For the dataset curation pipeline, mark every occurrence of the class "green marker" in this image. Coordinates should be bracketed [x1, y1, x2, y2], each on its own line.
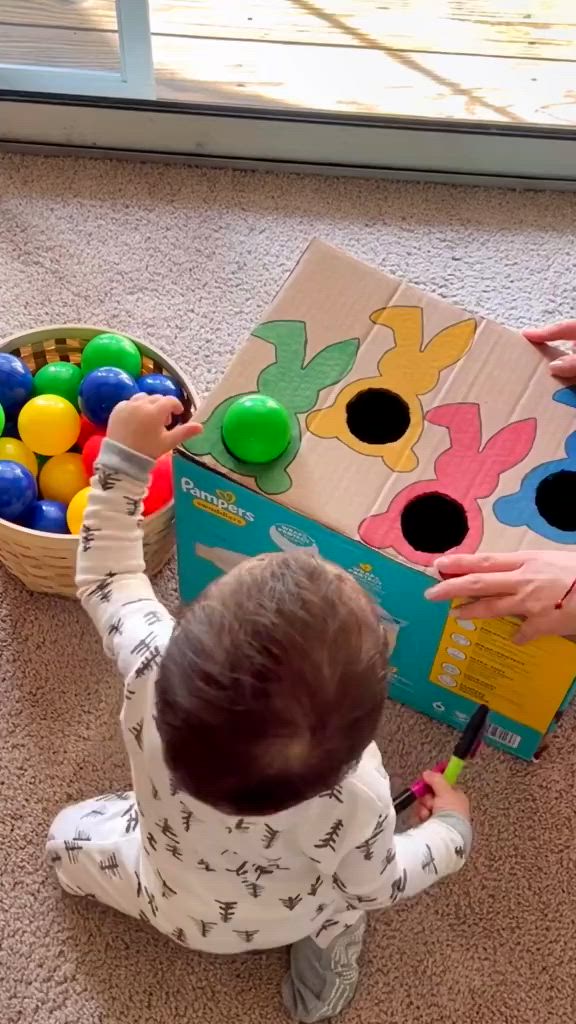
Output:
[443, 704, 489, 785]
[222, 394, 292, 464]
[443, 756, 466, 786]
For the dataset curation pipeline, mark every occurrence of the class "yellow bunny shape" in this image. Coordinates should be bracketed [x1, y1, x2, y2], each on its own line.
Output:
[306, 306, 476, 472]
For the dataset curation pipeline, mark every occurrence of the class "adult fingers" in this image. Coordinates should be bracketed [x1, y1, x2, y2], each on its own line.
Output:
[433, 552, 524, 578]
[548, 353, 576, 378]
[449, 596, 518, 620]
[425, 571, 520, 602]
[513, 617, 547, 645]
[523, 321, 576, 344]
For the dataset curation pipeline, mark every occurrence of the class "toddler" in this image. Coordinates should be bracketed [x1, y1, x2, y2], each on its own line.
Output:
[47, 394, 471, 1022]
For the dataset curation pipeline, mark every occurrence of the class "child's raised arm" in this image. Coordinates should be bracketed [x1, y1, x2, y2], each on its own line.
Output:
[75, 394, 202, 686]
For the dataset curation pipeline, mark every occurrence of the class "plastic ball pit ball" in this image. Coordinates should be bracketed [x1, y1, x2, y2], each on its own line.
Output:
[33, 361, 82, 408]
[2, 420, 21, 439]
[0, 324, 196, 598]
[138, 372, 184, 403]
[0, 353, 33, 417]
[18, 394, 80, 457]
[0, 437, 38, 477]
[81, 333, 142, 379]
[222, 394, 292, 464]
[82, 434, 104, 478]
[143, 453, 173, 516]
[77, 414, 105, 449]
[66, 485, 91, 534]
[20, 499, 68, 534]
[0, 402, 5, 436]
[39, 453, 88, 506]
[79, 367, 138, 427]
[0, 460, 37, 522]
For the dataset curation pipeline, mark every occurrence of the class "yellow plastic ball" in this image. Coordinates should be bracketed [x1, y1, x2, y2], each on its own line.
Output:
[66, 486, 91, 534]
[0, 437, 38, 476]
[40, 452, 88, 505]
[18, 394, 80, 456]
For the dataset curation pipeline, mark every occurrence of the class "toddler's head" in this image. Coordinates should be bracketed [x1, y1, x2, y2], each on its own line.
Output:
[156, 552, 388, 815]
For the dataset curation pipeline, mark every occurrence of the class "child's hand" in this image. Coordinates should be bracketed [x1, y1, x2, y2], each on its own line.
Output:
[107, 394, 203, 460]
[416, 771, 470, 823]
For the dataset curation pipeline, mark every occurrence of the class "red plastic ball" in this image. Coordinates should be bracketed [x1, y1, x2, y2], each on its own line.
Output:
[143, 453, 173, 516]
[77, 414, 105, 449]
[82, 434, 104, 477]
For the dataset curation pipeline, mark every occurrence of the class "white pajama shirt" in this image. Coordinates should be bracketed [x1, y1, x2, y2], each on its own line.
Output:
[47, 439, 471, 954]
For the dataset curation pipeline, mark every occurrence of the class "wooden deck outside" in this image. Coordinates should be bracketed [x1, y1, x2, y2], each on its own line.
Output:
[1, 2, 575, 125]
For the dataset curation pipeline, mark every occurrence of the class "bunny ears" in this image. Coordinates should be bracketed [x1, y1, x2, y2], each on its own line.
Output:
[308, 307, 476, 472]
[359, 403, 537, 567]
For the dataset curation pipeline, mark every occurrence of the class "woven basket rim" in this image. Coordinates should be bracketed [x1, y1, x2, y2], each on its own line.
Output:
[0, 323, 198, 540]
[0, 500, 173, 541]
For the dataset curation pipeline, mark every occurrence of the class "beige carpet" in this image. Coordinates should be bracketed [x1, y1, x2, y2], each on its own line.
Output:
[1, 152, 575, 1024]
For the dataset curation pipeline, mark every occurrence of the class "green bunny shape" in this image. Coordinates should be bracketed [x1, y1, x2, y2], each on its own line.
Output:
[185, 320, 359, 493]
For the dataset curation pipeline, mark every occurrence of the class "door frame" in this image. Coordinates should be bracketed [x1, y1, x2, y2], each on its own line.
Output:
[1, 95, 575, 189]
[0, 0, 154, 100]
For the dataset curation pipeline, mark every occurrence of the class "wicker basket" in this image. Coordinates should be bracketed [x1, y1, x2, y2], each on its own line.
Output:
[0, 325, 198, 598]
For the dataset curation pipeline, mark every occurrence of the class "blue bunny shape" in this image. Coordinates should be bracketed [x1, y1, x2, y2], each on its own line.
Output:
[493, 387, 576, 544]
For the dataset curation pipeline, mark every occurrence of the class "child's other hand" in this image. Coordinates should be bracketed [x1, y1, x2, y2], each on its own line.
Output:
[418, 771, 470, 822]
[107, 394, 203, 460]
[414, 790, 435, 824]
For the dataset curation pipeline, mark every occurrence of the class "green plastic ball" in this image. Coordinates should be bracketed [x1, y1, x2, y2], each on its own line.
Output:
[81, 333, 142, 378]
[222, 394, 292, 464]
[0, 401, 5, 436]
[33, 362, 82, 408]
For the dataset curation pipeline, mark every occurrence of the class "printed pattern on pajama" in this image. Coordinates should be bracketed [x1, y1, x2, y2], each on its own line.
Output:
[47, 438, 472, 958]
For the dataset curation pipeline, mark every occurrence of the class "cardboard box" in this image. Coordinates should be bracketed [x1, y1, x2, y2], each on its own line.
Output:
[174, 240, 576, 761]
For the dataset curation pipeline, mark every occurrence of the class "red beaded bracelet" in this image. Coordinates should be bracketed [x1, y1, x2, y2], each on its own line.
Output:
[554, 578, 576, 611]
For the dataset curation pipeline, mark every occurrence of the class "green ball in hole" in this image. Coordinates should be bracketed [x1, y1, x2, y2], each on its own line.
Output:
[222, 394, 291, 464]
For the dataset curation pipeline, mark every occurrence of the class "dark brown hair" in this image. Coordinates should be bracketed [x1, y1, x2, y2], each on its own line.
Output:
[156, 552, 388, 815]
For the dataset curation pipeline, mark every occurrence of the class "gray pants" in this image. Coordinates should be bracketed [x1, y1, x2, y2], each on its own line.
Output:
[282, 915, 367, 1022]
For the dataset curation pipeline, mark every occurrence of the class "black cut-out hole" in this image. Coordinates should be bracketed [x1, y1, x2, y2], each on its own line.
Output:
[535, 471, 576, 532]
[346, 388, 410, 445]
[400, 492, 469, 554]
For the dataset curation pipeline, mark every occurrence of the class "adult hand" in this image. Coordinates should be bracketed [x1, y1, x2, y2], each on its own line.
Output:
[523, 321, 576, 378]
[425, 551, 576, 644]
[107, 393, 202, 460]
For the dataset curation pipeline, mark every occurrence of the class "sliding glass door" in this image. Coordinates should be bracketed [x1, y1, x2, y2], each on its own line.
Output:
[0, 0, 153, 98]
[0, 2, 574, 187]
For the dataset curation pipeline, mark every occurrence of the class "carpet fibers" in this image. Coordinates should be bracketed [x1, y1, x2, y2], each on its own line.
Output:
[0, 153, 575, 1024]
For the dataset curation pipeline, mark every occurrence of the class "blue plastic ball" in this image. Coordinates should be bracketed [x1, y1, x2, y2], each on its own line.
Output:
[0, 353, 33, 417]
[79, 366, 138, 426]
[138, 372, 184, 402]
[0, 460, 37, 522]
[2, 419, 21, 439]
[19, 498, 68, 534]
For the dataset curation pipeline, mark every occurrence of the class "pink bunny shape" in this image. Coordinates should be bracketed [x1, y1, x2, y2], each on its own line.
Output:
[358, 403, 537, 567]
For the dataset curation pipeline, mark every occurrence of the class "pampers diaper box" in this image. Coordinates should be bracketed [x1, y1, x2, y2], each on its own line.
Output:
[173, 240, 576, 761]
